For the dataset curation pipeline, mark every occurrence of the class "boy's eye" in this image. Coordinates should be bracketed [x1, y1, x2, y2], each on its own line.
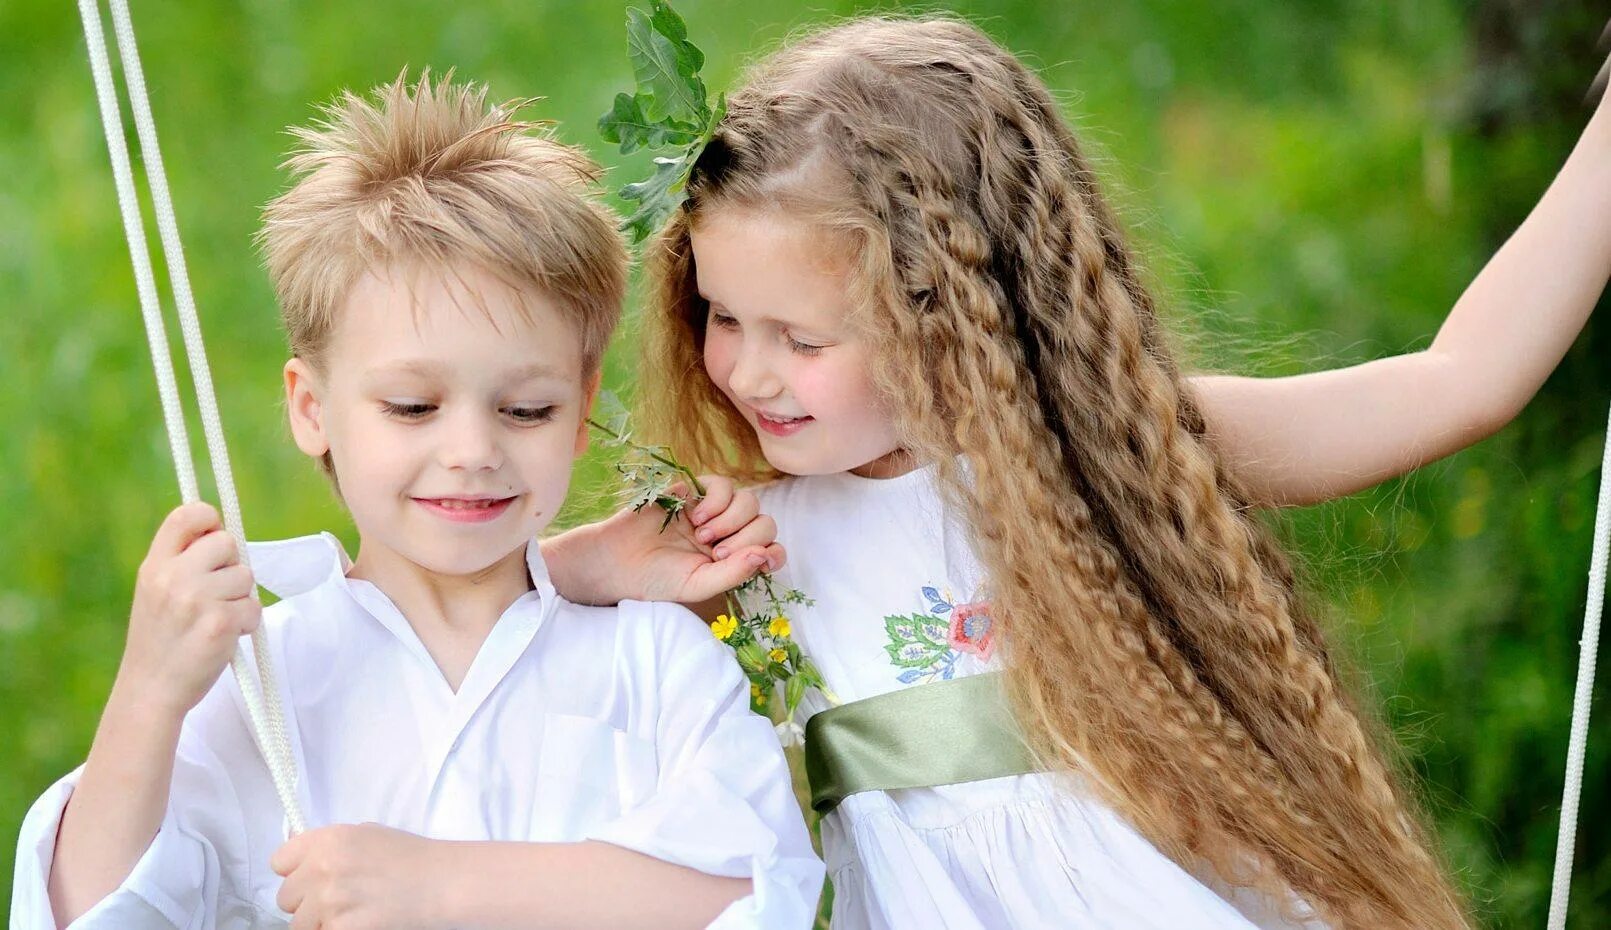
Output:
[381, 401, 435, 418]
[504, 406, 556, 424]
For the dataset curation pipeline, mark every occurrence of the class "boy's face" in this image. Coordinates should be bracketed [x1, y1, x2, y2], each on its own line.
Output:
[284, 263, 597, 579]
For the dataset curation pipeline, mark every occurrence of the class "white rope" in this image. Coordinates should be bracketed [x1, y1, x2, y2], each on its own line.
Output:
[76, 0, 305, 835]
[1547, 404, 1611, 930]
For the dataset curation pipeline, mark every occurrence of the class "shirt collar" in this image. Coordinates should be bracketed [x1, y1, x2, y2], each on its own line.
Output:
[246, 533, 555, 607]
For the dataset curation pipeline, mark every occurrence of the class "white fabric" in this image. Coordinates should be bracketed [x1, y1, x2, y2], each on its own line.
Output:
[755, 465, 1318, 930]
[11, 535, 823, 929]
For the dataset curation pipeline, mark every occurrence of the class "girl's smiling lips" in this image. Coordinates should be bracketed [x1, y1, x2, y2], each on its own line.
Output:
[750, 407, 814, 437]
[413, 495, 518, 523]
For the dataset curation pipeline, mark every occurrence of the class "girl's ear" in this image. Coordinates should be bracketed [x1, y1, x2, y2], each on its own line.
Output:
[284, 357, 330, 458]
[574, 369, 603, 458]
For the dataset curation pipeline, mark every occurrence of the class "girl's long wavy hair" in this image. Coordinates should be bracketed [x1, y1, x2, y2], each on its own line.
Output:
[642, 15, 1470, 929]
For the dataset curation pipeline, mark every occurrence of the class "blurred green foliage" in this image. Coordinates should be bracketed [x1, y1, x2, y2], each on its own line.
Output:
[1, 1, 1606, 925]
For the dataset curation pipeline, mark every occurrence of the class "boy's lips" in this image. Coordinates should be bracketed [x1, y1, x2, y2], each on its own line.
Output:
[752, 408, 814, 437]
[413, 495, 517, 524]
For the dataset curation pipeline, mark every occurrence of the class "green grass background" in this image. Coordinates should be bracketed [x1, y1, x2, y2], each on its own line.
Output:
[2, 1, 1608, 925]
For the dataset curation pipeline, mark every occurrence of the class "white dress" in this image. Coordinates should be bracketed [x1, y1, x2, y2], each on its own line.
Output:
[755, 465, 1316, 930]
[10, 533, 823, 930]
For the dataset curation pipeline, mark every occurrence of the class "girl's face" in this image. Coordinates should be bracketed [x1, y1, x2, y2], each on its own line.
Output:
[692, 208, 910, 478]
[284, 263, 596, 581]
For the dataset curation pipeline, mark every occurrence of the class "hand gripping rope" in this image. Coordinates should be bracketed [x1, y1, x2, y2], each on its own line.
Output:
[74, 0, 304, 834]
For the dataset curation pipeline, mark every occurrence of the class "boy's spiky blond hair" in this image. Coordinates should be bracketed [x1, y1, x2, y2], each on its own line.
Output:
[259, 70, 626, 375]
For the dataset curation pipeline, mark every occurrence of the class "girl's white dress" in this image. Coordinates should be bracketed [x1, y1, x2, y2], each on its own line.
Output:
[755, 465, 1317, 930]
[11, 533, 823, 929]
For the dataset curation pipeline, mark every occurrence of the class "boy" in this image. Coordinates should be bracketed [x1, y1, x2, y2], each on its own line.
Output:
[12, 74, 822, 929]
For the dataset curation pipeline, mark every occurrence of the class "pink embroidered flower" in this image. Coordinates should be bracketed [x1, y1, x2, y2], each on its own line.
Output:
[948, 602, 995, 660]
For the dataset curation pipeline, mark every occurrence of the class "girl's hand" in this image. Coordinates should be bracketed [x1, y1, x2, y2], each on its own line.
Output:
[271, 824, 440, 930]
[119, 501, 261, 718]
[543, 475, 784, 608]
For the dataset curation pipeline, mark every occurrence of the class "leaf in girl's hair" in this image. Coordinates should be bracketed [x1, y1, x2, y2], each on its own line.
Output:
[600, 92, 700, 156]
[599, 1, 726, 244]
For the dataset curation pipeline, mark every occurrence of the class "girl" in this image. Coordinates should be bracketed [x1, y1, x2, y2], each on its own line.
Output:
[624, 14, 1610, 930]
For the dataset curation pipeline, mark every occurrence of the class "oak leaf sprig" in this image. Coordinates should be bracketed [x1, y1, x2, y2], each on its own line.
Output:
[598, 0, 726, 243]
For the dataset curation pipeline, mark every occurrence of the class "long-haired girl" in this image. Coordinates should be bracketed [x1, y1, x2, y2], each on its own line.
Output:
[615, 14, 1609, 930]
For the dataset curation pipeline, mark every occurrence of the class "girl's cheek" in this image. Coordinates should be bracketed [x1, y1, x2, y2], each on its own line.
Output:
[795, 356, 872, 416]
[702, 332, 736, 392]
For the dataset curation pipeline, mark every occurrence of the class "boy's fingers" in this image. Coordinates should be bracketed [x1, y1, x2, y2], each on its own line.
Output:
[178, 530, 242, 574]
[209, 563, 259, 602]
[270, 833, 305, 877]
[149, 502, 223, 559]
[689, 475, 733, 526]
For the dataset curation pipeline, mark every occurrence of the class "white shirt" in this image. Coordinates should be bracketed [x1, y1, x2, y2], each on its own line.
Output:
[755, 465, 1317, 930]
[10, 533, 824, 929]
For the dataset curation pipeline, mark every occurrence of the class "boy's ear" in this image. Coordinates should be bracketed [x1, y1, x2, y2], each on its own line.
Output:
[574, 369, 603, 458]
[284, 357, 330, 458]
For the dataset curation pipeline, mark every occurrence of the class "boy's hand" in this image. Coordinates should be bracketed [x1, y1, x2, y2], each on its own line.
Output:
[545, 475, 784, 607]
[119, 502, 261, 717]
[272, 824, 440, 930]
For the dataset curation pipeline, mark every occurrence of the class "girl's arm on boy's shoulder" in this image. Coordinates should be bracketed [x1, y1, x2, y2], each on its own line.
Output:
[540, 474, 782, 616]
[1191, 90, 1611, 507]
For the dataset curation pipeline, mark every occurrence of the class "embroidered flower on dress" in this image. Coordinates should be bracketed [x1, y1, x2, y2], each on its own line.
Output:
[947, 602, 995, 660]
[884, 586, 994, 685]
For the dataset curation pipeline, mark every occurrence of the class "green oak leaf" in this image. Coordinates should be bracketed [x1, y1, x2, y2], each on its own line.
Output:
[598, 92, 700, 156]
[625, 0, 708, 125]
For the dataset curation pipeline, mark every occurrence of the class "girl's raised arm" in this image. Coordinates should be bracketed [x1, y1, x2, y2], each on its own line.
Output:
[1191, 84, 1611, 507]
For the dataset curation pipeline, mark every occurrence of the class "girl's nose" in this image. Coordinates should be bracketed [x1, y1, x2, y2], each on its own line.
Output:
[726, 346, 783, 402]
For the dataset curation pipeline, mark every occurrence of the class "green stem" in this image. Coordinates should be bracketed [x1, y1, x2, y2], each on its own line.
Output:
[588, 417, 707, 497]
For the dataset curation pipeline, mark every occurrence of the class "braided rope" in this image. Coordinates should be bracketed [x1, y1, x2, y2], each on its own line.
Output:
[75, 0, 304, 835]
[1547, 402, 1610, 930]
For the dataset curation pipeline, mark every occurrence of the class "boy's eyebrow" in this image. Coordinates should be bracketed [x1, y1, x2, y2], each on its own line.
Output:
[367, 359, 566, 382]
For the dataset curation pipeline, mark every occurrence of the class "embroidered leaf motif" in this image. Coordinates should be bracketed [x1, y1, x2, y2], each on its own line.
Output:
[884, 613, 949, 669]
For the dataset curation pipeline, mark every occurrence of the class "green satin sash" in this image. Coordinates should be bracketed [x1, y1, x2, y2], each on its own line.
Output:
[803, 672, 1039, 814]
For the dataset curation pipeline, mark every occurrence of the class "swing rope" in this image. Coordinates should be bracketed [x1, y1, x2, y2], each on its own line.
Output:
[1547, 401, 1610, 930]
[75, 0, 305, 835]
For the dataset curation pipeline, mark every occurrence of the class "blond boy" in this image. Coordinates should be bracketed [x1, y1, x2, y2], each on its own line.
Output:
[12, 74, 821, 930]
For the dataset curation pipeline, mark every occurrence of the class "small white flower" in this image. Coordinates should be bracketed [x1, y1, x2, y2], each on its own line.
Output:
[775, 720, 805, 747]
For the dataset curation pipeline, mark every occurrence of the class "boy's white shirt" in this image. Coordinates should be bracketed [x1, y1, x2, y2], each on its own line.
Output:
[11, 532, 824, 930]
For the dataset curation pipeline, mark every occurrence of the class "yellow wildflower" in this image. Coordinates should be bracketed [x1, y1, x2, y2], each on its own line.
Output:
[768, 615, 791, 638]
[712, 614, 738, 641]
[769, 648, 788, 664]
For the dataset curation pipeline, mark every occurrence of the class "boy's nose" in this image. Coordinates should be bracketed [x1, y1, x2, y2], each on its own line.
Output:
[438, 411, 503, 471]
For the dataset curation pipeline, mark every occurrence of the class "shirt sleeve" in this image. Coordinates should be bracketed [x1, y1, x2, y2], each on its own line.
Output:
[10, 694, 255, 929]
[584, 601, 825, 930]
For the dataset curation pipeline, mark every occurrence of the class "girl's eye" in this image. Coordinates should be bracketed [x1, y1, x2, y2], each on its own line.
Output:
[381, 401, 434, 418]
[504, 406, 556, 424]
[709, 311, 739, 330]
[787, 336, 826, 358]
